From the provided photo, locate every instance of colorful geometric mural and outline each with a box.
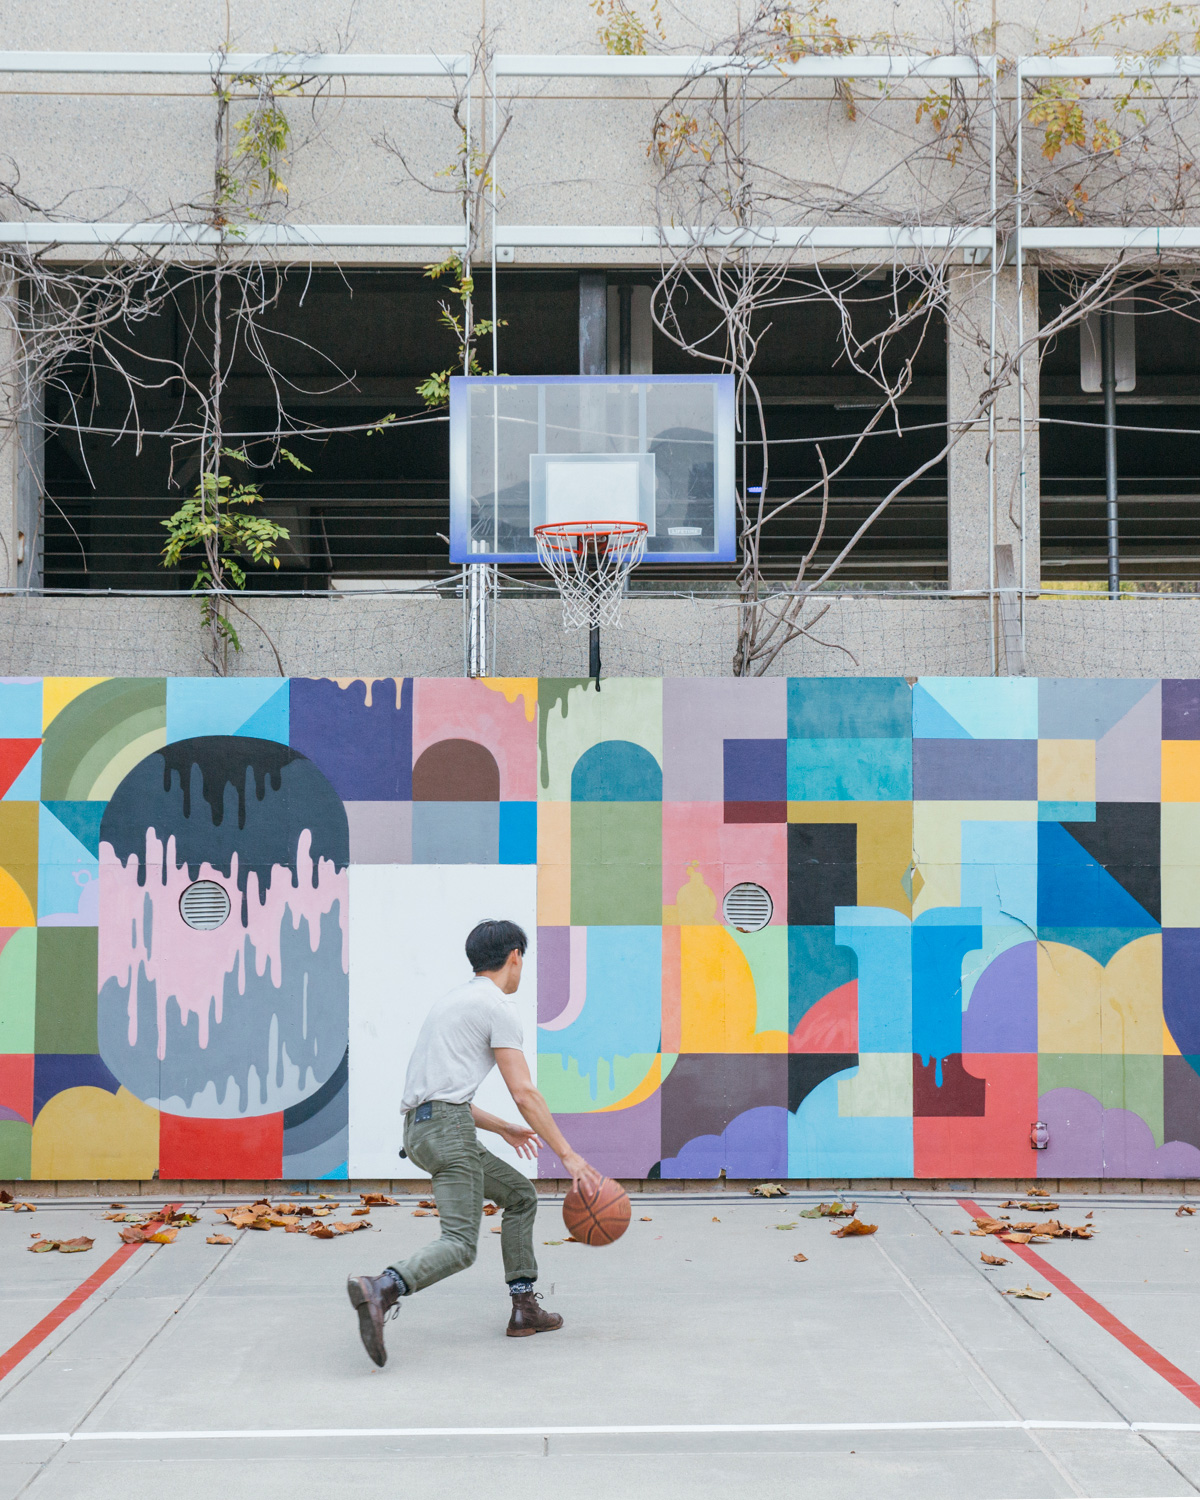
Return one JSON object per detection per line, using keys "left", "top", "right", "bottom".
{"left": 0, "top": 673, "right": 1194, "bottom": 1180}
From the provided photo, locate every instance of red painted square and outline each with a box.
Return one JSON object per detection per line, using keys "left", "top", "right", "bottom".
{"left": 159, "top": 1111, "right": 283, "bottom": 1180}
{"left": 0, "top": 1055, "right": 33, "bottom": 1123}
{"left": 913, "top": 1053, "right": 1038, "bottom": 1178}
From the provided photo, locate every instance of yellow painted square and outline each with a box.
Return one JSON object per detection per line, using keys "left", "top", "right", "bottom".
{"left": 537, "top": 801, "right": 570, "bottom": 926}
{"left": 1038, "top": 739, "right": 1095, "bottom": 802}
{"left": 1163, "top": 741, "right": 1200, "bottom": 801}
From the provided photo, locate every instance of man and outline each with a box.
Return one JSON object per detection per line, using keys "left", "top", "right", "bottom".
{"left": 347, "top": 918, "right": 602, "bottom": 1366}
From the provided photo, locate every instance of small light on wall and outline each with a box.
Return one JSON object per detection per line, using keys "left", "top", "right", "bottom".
{"left": 1030, "top": 1121, "right": 1050, "bottom": 1150}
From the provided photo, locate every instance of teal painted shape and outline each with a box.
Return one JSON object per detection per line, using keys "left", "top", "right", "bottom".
{"left": 0, "top": 681, "right": 40, "bottom": 737}
{"left": 543, "top": 926, "right": 662, "bottom": 1097}
{"left": 1038, "top": 926, "right": 1155, "bottom": 967}
{"left": 912, "top": 685, "right": 971, "bottom": 739}
{"left": 787, "top": 1072, "right": 914, "bottom": 1177}
{"left": 787, "top": 678, "right": 911, "bottom": 739}
{"left": 235, "top": 682, "right": 290, "bottom": 743}
{"left": 834, "top": 906, "right": 911, "bottom": 1053}
{"left": 166, "top": 678, "right": 290, "bottom": 744}
{"left": 788, "top": 926, "right": 857, "bottom": 1031}
{"left": 917, "top": 678, "right": 1037, "bottom": 739}
{"left": 961, "top": 819, "right": 1037, "bottom": 933}
{"left": 911, "top": 906, "right": 983, "bottom": 1069}
{"left": 41, "top": 800, "right": 104, "bottom": 857}
{"left": 37, "top": 803, "right": 98, "bottom": 922}
{"left": 1039, "top": 801, "right": 1096, "bottom": 822}
{"left": 787, "top": 738, "right": 911, "bottom": 800}
{"left": 3, "top": 746, "right": 41, "bottom": 801}
{"left": 571, "top": 740, "right": 662, "bottom": 801}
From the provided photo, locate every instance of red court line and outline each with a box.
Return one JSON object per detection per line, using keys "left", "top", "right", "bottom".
{"left": 958, "top": 1197, "right": 1200, "bottom": 1410}
{"left": 0, "top": 1242, "right": 141, "bottom": 1383}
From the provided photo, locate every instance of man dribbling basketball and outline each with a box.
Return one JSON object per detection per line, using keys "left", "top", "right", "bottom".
{"left": 347, "top": 919, "right": 602, "bottom": 1366}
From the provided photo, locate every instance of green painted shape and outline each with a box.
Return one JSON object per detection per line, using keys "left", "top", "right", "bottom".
{"left": 41, "top": 679, "right": 166, "bottom": 800}
{"left": 570, "top": 802, "right": 662, "bottom": 925}
{"left": 539, "top": 1052, "right": 658, "bottom": 1112}
{"left": 729, "top": 925, "right": 789, "bottom": 1034}
{"left": 0, "top": 929, "right": 36, "bottom": 1053}
{"left": 540, "top": 678, "right": 663, "bottom": 801}
{"left": 661, "top": 1052, "right": 678, "bottom": 1082}
{"left": 1039, "top": 1052, "right": 1164, "bottom": 1145}
{"left": 34, "top": 927, "right": 98, "bottom": 1053}
{"left": 0, "top": 1121, "right": 30, "bottom": 1179}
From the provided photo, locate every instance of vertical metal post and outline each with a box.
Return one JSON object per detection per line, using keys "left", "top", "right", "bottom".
{"left": 589, "top": 620, "right": 601, "bottom": 689}
{"left": 580, "top": 274, "right": 607, "bottom": 687}
{"left": 467, "top": 560, "right": 489, "bottom": 677}
{"left": 619, "top": 283, "right": 632, "bottom": 375}
{"left": 1101, "top": 306, "right": 1120, "bottom": 599}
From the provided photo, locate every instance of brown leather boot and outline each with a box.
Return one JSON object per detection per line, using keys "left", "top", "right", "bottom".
{"left": 506, "top": 1289, "right": 564, "bottom": 1337}
{"left": 347, "top": 1272, "right": 400, "bottom": 1366}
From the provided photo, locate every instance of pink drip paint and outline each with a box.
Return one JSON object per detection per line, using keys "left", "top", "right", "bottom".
{"left": 99, "top": 828, "right": 348, "bottom": 1061}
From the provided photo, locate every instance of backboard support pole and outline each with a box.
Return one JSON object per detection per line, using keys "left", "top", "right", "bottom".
{"left": 589, "top": 620, "right": 601, "bottom": 690}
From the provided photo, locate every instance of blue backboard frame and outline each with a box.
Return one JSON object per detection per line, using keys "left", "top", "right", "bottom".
{"left": 449, "top": 373, "right": 737, "bottom": 565}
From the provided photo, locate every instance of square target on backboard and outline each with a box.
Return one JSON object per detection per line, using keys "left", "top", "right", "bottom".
{"left": 449, "top": 374, "right": 737, "bottom": 565}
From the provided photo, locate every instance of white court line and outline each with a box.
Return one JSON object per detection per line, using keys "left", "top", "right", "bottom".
{"left": 0, "top": 1419, "right": 1196, "bottom": 1442}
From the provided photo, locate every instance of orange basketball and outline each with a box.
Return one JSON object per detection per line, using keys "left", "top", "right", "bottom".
{"left": 562, "top": 1177, "right": 631, "bottom": 1246}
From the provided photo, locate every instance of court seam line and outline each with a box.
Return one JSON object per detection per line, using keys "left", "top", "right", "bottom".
{"left": 958, "top": 1196, "right": 1200, "bottom": 1411}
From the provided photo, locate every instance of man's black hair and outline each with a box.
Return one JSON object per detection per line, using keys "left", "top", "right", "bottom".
{"left": 466, "top": 919, "right": 528, "bottom": 974}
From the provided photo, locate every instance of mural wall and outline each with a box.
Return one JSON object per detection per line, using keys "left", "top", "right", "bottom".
{"left": 0, "top": 674, "right": 1195, "bottom": 1181}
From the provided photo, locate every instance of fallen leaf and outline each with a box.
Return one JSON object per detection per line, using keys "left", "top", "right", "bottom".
{"left": 750, "top": 1183, "right": 789, "bottom": 1198}
{"left": 417, "top": 1199, "right": 436, "bottom": 1209}
{"left": 1026, "top": 1187, "right": 1050, "bottom": 1197}
{"left": 793, "top": 1252, "right": 808, "bottom": 1262}
{"left": 969, "top": 1229, "right": 990, "bottom": 1237}
{"left": 800, "top": 1201, "right": 858, "bottom": 1219}
{"left": 28, "top": 1238, "right": 58, "bottom": 1252}
{"left": 1085, "top": 1211, "right": 1094, "bottom": 1219}
{"left": 118, "top": 1225, "right": 148, "bottom": 1244}
{"left": 711, "top": 1216, "right": 721, "bottom": 1223}
{"left": 351, "top": 1208, "right": 371, "bottom": 1217}
{"left": 109, "top": 1202, "right": 125, "bottom": 1209}
{"left": 361, "top": 1194, "right": 398, "bottom": 1207}
{"left": 318, "top": 1193, "right": 337, "bottom": 1200}
{"left": 331, "top": 1221, "right": 367, "bottom": 1235}
{"left": 0, "top": 1189, "right": 11, "bottom": 1203}
{"left": 831, "top": 1219, "right": 878, "bottom": 1238}
{"left": 482, "top": 1203, "right": 500, "bottom": 1216}
{"left": 1000, "top": 1232, "right": 1033, "bottom": 1243}
{"left": 951, "top": 1229, "right": 965, "bottom": 1235}
{"left": 1005, "top": 1284, "right": 1051, "bottom": 1300}
{"left": 207, "top": 1234, "right": 233, "bottom": 1245}
{"left": 1178, "top": 1205, "right": 1196, "bottom": 1217}
{"left": 544, "top": 1239, "right": 564, "bottom": 1245}
{"left": 309, "top": 1225, "right": 335, "bottom": 1239}
{"left": 565, "top": 1236, "right": 583, "bottom": 1244}
{"left": 640, "top": 1216, "right": 653, "bottom": 1222}
{"left": 490, "top": 1226, "right": 502, "bottom": 1234}
{"left": 13, "top": 1202, "right": 35, "bottom": 1212}
{"left": 774, "top": 1223, "right": 797, "bottom": 1231}
{"left": 981, "top": 1253, "right": 1009, "bottom": 1266}
{"left": 412, "top": 1209, "right": 434, "bottom": 1217}
{"left": 148, "top": 1226, "right": 178, "bottom": 1244}
{"left": 58, "top": 1237, "right": 93, "bottom": 1253}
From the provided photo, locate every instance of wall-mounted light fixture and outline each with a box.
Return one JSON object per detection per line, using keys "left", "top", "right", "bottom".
{"left": 1030, "top": 1121, "right": 1049, "bottom": 1150}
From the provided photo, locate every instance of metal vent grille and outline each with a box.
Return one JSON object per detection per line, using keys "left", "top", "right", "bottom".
{"left": 179, "top": 880, "right": 231, "bottom": 931}
{"left": 722, "top": 882, "right": 773, "bottom": 932}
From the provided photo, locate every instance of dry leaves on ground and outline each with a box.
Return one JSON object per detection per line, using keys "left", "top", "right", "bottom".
{"left": 0, "top": 1195, "right": 36, "bottom": 1212}
{"left": 1178, "top": 1205, "right": 1196, "bottom": 1217}
{"left": 360, "top": 1194, "right": 398, "bottom": 1207}
{"left": 1026, "top": 1188, "right": 1050, "bottom": 1197}
{"left": 981, "top": 1253, "right": 1009, "bottom": 1266}
{"left": 490, "top": 1226, "right": 502, "bottom": 1234}
{"left": 750, "top": 1183, "right": 789, "bottom": 1198}
{"left": 998, "top": 1200, "right": 1060, "bottom": 1212}
{"left": 793, "top": 1252, "right": 808, "bottom": 1262}
{"left": 800, "top": 1201, "right": 857, "bottom": 1219}
{"left": 482, "top": 1203, "right": 500, "bottom": 1216}
{"left": 207, "top": 1234, "right": 233, "bottom": 1245}
{"left": 951, "top": 1229, "right": 965, "bottom": 1235}
{"left": 114, "top": 1204, "right": 198, "bottom": 1245}
{"left": 28, "top": 1236, "right": 93, "bottom": 1253}
{"left": 211, "top": 1200, "right": 370, "bottom": 1239}
{"left": 774, "top": 1223, "right": 797, "bottom": 1231}
{"left": 831, "top": 1219, "right": 878, "bottom": 1238}
{"left": 1005, "top": 1284, "right": 1052, "bottom": 1300}
{"left": 543, "top": 1239, "right": 564, "bottom": 1245}
{"left": 640, "top": 1216, "right": 653, "bottom": 1222}
{"left": 712, "top": 1216, "right": 721, "bottom": 1223}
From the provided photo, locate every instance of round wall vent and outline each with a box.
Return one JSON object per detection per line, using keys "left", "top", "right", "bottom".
{"left": 722, "top": 882, "right": 773, "bottom": 932}
{"left": 179, "top": 880, "right": 231, "bottom": 931}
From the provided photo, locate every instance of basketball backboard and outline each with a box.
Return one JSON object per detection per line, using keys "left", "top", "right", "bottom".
{"left": 449, "top": 374, "right": 737, "bottom": 565}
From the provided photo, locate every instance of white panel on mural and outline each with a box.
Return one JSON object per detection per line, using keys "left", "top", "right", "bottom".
{"left": 348, "top": 865, "right": 538, "bottom": 1179}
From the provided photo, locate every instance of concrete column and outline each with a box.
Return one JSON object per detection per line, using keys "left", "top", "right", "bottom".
{"left": 0, "top": 285, "right": 43, "bottom": 592}
{"left": 946, "top": 263, "right": 1040, "bottom": 612}
{"left": 579, "top": 271, "right": 607, "bottom": 375}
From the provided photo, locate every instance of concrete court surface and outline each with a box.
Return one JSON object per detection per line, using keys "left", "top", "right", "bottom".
{"left": 2, "top": 1193, "right": 1200, "bottom": 1498}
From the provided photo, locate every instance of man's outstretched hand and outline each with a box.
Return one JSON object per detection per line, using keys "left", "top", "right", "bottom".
{"left": 498, "top": 1122, "right": 541, "bottom": 1160}
{"left": 560, "top": 1150, "right": 603, "bottom": 1195}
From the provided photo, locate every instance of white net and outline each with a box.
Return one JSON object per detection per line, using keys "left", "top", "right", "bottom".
{"left": 534, "top": 522, "right": 648, "bottom": 631}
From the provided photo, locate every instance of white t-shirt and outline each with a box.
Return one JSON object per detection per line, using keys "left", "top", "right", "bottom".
{"left": 399, "top": 974, "right": 525, "bottom": 1112}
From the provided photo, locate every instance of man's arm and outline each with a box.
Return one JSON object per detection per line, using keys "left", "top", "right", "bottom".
{"left": 493, "top": 1047, "right": 603, "bottom": 1193}
{"left": 469, "top": 1102, "right": 539, "bottom": 1161}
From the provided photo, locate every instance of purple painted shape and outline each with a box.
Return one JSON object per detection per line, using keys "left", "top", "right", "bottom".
{"left": 1039, "top": 1087, "right": 1200, "bottom": 1179}
{"left": 289, "top": 678, "right": 412, "bottom": 800}
{"left": 660, "top": 1105, "right": 789, "bottom": 1180}
{"left": 1096, "top": 682, "right": 1161, "bottom": 801}
{"left": 912, "top": 740, "right": 1038, "bottom": 800}
{"left": 537, "top": 926, "right": 570, "bottom": 1025}
{"left": 662, "top": 679, "right": 787, "bottom": 801}
{"left": 537, "top": 1090, "right": 661, "bottom": 1179}
{"left": 1163, "top": 679, "right": 1200, "bottom": 740}
{"left": 0, "top": 1105, "right": 25, "bottom": 1124}
{"left": 724, "top": 739, "right": 787, "bottom": 803}
{"left": 1164, "top": 928, "right": 1200, "bottom": 1056}
{"left": 962, "top": 942, "right": 1037, "bottom": 1053}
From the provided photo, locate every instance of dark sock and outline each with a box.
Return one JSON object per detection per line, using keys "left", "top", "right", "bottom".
{"left": 508, "top": 1278, "right": 534, "bottom": 1295}
{"left": 382, "top": 1268, "right": 408, "bottom": 1294}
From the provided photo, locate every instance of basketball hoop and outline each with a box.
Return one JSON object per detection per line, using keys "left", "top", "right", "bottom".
{"left": 534, "top": 520, "right": 648, "bottom": 632}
